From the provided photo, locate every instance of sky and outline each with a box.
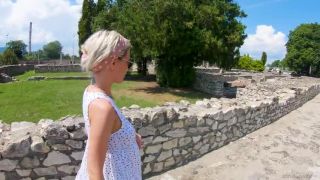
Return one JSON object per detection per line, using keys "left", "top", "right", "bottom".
{"left": 0, "top": 0, "right": 319, "bottom": 64}
{"left": 235, "top": 0, "right": 319, "bottom": 63}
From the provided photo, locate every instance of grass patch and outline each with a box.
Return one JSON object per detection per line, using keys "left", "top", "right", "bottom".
{"left": 15, "top": 70, "right": 90, "bottom": 81}
{"left": 1, "top": 71, "right": 211, "bottom": 123}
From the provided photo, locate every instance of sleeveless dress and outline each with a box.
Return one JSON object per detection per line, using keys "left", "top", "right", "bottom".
{"left": 75, "top": 88, "right": 142, "bottom": 180}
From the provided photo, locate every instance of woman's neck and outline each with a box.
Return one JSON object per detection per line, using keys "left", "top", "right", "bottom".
{"left": 91, "top": 77, "right": 113, "bottom": 97}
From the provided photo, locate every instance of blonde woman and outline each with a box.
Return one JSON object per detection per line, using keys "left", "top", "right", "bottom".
{"left": 75, "top": 30, "right": 142, "bottom": 180}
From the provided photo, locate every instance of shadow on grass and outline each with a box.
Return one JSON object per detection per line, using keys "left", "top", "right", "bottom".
{"left": 132, "top": 83, "right": 212, "bottom": 101}
{"left": 124, "top": 73, "right": 156, "bottom": 82}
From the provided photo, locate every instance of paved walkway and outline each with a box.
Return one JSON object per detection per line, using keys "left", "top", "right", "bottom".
{"left": 148, "top": 94, "right": 320, "bottom": 180}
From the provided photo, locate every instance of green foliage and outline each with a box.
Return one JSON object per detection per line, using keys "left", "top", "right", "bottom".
{"left": 114, "top": 0, "right": 157, "bottom": 76}
{"left": 251, "top": 60, "right": 265, "bottom": 72}
{"left": 43, "top": 41, "right": 63, "bottom": 59}
{"left": 154, "top": 0, "right": 246, "bottom": 87}
{"left": 285, "top": 23, "right": 320, "bottom": 76}
{"left": 78, "top": 0, "right": 95, "bottom": 49}
{"left": 63, "top": 54, "right": 71, "bottom": 60}
{"left": 270, "top": 60, "right": 281, "bottom": 68}
{"left": 6, "top": 40, "right": 27, "bottom": 59}
{"left": 96, "top": 0, "right": 112, "bottom": 13}
{"left": 1, "top": 49, "right": 18, "bottom": 65}
{"left": 0, "top": 53, "right": 3, "bottom": 65}
{"left": 237, "top": 54, "right": 264, "bottom": 72}
{"left": 79, "top": 0, "right": 247, "bottom": 87}
{"left": 261, "top": 51, "right": 267, "bottom": 66}
{"left": 24, "top": 54, "right": 35, "bottom": 61}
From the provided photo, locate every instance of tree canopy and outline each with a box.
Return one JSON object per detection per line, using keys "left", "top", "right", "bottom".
{"left": 285, "top": 23, "right": 320, "bottom": 76}
{"left": 1, "top": 49, "right": 18, "bottom": 65}
{"left": 270, "top": 60, "right": 281, "bottom": 68}
{"left": 6, "top": 40, "right": 27, "bottom": 59}
{"left": 236, "top": 54, "right": 264, "bottom": 72}
{"left": 78, "top": 0, "right": 95, "bottom": 49}
{"left": 43, "top": 41, "right": 63, "bottom": 59}
{"left": 78, "top": 0, "right": 247, "bottom": 87}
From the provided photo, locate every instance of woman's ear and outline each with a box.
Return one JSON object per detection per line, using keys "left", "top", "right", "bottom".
{"left": 109, "top": 57, "right": 117, "bottom": 71}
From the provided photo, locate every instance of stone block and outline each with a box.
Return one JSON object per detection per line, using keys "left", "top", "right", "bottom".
{"left": 0, "top": 159, "right": 18, "bottom": 171}
{"left": 43, "top": 151, "right": 71, "bottom": 166}
{"left": 165, "top": 129, "right": 187, "bottom": 138}
{"left": 20, "top": 156, "right": 40, "bottom": 168}
{"left": 163, "top": 139, "right": 178, "bottom": 150}
{"left": 33, "top": 166, "right": 58, "bottom": 176}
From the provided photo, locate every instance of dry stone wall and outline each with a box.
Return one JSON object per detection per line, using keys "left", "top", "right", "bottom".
{"left": 35, "top": 64, "right": 82, "bottom": 73}
{"left": 0, "top": 65, "right": 34, "bottom": 77}
{"left": 0, "top": 78, "right": 320, "bottom": 179}
{"left": 193, "top": 72, "right": 238, "bottom": 97}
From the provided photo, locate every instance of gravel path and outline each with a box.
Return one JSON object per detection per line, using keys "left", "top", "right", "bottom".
{"left": 148, "top": 93, "right": 320, "bottom": 180}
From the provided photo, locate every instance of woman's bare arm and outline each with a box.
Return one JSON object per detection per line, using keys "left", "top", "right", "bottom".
{"left": 87, "top": 99, "right": 116, "bottom": 180}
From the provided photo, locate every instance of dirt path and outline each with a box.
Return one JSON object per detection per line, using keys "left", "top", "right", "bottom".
{"left": 147, "top": 94, "right": 320, "bottom": 180}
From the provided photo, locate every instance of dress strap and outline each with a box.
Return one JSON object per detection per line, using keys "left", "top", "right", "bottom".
{"left": 85, "top": 90, "right": 124, "bottom": 123}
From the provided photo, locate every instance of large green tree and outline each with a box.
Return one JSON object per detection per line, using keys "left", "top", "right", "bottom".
{"left": 6, "top": 40, "right": 27, "bottom": 59}
{"left": 78, "top": 0, "right": 95, "bottom": 49}
{"left": 81, "top": 0, "right": 247, "bottom": 87}
{"left": 285, "top": 23, "right": 320, "bottom": 76}
{"left": 43, "top": 41, "right": 63, "bottom": 59}
{"left": 153, "top": 0, "right": 246, "bottom": 87}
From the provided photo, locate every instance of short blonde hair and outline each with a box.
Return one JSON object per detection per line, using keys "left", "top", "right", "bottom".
{"left": 80, "top": 30, "right": 131, "bottom": 72}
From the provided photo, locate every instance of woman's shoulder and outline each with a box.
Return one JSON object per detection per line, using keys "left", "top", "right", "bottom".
{"left": 88, "top": 98, "right": 117, "bottom": 125}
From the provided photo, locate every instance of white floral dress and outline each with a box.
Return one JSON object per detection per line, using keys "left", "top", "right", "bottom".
{"left": 75, "top": 89, "right": 142, "bottom": 180}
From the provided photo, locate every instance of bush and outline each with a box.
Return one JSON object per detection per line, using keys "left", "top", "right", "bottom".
{"left": 237, "top": 54, "right": 265, "bottom": 72}
{"left": 1, "top": 49, "right": 18, "bottom": 65}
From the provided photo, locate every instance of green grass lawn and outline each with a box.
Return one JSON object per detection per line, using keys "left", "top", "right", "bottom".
{"left": 0, "top": 71, "right": 211, "bottom": 123}
{"left": 15, "top": 71, "right": 91, "bottom": 81}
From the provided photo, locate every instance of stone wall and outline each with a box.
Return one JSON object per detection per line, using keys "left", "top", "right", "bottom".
{"left": 0, "top": 64, "right": 34, "bottom": 76}
{"left": 35, "top": 64, "right": 82, "bottom": 73}
{"left": 193, "top": 71, "right": 286, "bottom": 97}
{"left": 193, "top": 72, "right": 238, "bottom": 97}
{"left": 195, "top": 67, "right": 221, "bottom": 74}
{"left": 1, "top": 79, "right": 320, "bottom": 179}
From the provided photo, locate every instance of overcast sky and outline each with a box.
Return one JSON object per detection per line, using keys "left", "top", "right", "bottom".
{"left": 1, "top": 0, "right": 319, "bottom": 63}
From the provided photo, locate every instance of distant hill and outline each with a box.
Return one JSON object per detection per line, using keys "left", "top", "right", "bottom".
{"left": 0, "top": 47, "right": 5, "bottom": 53}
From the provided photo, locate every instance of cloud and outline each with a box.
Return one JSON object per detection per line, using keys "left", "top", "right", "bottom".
{"left": 240, "top": 25, "right": 287, "bottom": 63}
{"left": 0, "top": 0, "right": 82, "bottom": 55}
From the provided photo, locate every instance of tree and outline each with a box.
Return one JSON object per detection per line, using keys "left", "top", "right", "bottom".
{"left": 63, "top": 54, "right": 71, "bottom": 60}
{"left": 153, "top": 0, "right": 246, "bottom": 87}
{"left": 6, "top": 40, "right": 27, "bottom": 59}
{"left": 0, "top": 53, "right": 3, "bottom": 65}
{"left": 237, "top": 54, "right": 253, "bottom": 70}
{"left": 96, "top": 0, "right": 112, "bottom": 13}
{"left": 78, "top": 0, "right": 95, "bottom": 50}
{"left": 261, "top": 51, "right": 267, "bottom": 66}
{"left": 115, "top": 0, "right": 157, "bottom": 76}
{"left": 236, "top": 54, "right": 264, "bottom": 72}
{"left": 43, "top": 41, "right": 63, "bottom": 59}
{"left": 285, "top": 23, "right": 320, "bottom": 76}
{"left": 84, "top": 0, "right": 247, "bottom": 87}
{"left": 1, "top": 49, "right": 18, "bottom": 65}
{"left": 270, "top": 60, "right": 281, "bottom": 68}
